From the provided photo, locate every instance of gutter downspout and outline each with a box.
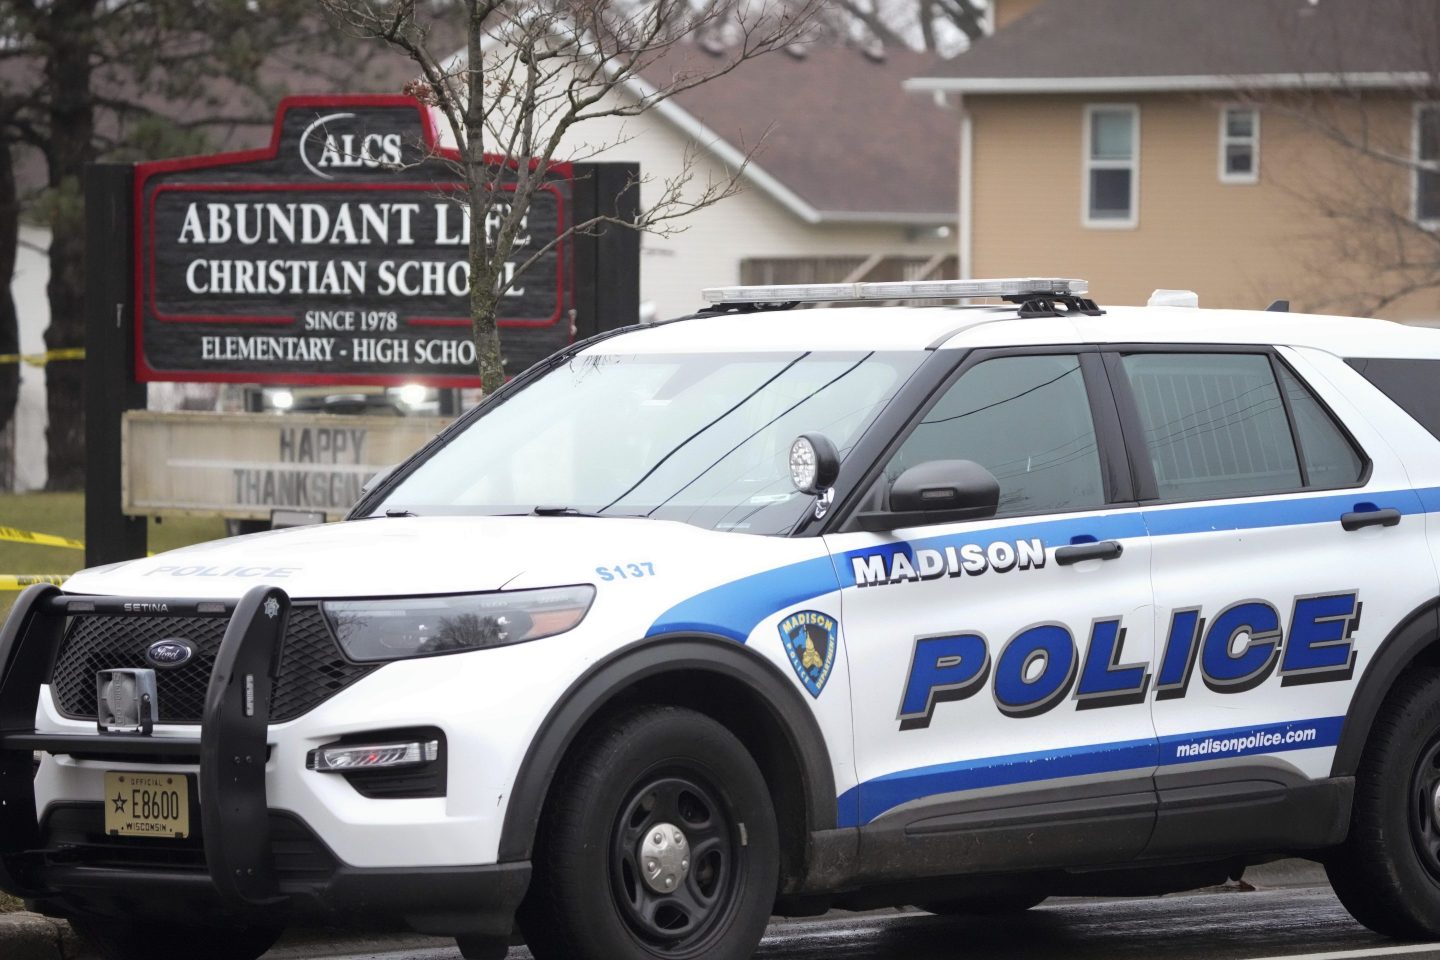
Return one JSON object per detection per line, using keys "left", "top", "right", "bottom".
{"left": 958, "top": 96, "right": 973, "bottom": 280}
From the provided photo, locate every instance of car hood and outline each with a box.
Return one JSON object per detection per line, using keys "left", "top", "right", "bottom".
{"left": 63, "top": 515, "right": 744, "bottom": 600}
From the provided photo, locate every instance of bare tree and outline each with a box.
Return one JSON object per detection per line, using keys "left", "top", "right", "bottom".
{"left": 803, "top": 0, "right": 986, "bottom": 55}
{"left": 1, "top": 0, "right": 367, "bottom": 489}
{"left": 1248, "top": 86, "right": 1440, "bottom": 316}
{"left": 318, "top": 0, "right": 818, "bottom": 392}
{"left": 1219, "top": 3, "right": 1440, "bottom": 316}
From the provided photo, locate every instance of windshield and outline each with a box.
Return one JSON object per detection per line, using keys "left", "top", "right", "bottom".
{"left": 378, "top": 350, "right": 922, "bottom": 535}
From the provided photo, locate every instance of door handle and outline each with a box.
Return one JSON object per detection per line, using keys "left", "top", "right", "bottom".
{"left": 1341, "top": 508, "right": 1401, "bottom": 531}
{"left": 1055, "top": 540, "right": 1124, "bottom": 566}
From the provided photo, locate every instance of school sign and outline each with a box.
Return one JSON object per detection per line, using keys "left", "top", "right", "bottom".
{"left": 133, "top": 95, "right": 572, "bottom": 385}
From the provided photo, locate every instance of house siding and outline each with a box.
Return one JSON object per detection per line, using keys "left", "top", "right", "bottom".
{"left": 965, "top": 93, "right": 1440, "bottom": 321}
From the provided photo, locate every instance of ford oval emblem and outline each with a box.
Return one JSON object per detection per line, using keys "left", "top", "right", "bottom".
{"left": 145, "top": 638, "right": 195, "bottom": 669}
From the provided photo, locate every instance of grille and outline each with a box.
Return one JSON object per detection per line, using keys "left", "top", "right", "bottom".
{"left": 49, "top": 606, "right": 377, "bottom": 724}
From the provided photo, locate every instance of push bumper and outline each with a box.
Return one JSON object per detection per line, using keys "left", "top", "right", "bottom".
{"left": 0, "top": 584, "right": 530, "bottom": 937}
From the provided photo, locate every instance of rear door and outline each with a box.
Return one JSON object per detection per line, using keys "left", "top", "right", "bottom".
{"left": 1105, "top": 346, "right": 1436, "bottom": 858}
{"left": 827, "top": 347, "right": 1161, "bottom": 878}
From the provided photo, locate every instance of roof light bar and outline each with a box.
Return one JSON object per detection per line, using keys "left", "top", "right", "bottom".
{"left": 701, "top": 277, "right": 1088, "bottom": 306}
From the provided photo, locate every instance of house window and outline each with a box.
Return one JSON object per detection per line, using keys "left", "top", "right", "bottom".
{"left": 1220, "top": 107, "right": 1260, "bottom": 183}
{"left": 1084, "top": 105, "right": 1139, "bottom": 227}
{"left": 1415, "top": 103, "right": 1440, "bottom": 227}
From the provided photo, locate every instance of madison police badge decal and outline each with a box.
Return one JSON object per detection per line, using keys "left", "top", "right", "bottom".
{"left": 779, "top": 610, "right": 838, "bottom": 699}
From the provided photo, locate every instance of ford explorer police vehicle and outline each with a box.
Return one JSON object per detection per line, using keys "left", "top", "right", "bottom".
{"left": 7, "top": 278, "right": 1440, "bottom": 960}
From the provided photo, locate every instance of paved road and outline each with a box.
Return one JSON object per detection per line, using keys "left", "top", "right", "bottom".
{"left": 269, "top": 878, "right": 1440, "bottom": 960}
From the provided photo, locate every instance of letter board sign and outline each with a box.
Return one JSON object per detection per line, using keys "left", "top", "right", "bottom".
{"left": 133, "top": 95, "right": 572, "bottom": 385}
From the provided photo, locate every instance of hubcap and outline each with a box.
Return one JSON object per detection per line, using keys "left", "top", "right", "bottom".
{"left": 609, "top": 774, "right": 740, "bottom": 955}
{"left": 1410, "top": 738, "right": 1440, "bottom": 881}
{"left": 639, "top": 822, "right": 691, "bottom": 893}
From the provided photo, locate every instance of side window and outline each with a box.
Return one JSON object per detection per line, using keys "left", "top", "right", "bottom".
{"left": 1219, "top": 106, "right": 1260, "bottom": 183}
{"left": 886, "top": 354, "right": 1105, "bottom": 517}
{"left": 1348, "top": 357, "right": 1440, "bottom": 441}
{"left": 1120, "top": 353, "right": 1301, "bottom": 500}
{"left": 1084, "top": 104, "right": 1139, "bottom": 227}
{"left": 1277, "top": 365, "right": 1365, "bottom": 488}
{"left": 1416, "top": 104, "right": 1440, "bottom": 227}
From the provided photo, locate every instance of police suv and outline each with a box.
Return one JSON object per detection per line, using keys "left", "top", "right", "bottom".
{"left": 6, "top": 278, "right": 1440, "bottom": 960}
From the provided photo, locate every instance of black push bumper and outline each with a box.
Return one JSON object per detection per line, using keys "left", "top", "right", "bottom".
{"left": 0, "top": 583, "right": 530, "bottom": 937}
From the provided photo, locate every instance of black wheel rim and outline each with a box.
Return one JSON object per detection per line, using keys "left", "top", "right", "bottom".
{"left": 609, "top": 769, "right": 741, "bottom": 956}
{"left": 1411, "top": 736, "right": 1440, "bottom": 882}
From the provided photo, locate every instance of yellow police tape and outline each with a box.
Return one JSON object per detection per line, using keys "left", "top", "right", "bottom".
{"left": 0, "top": 526, "right": 85, "bottom": 550}
{"left": 0, "top": 347, "right": 85, "bottom": 367}
{"left": 0, "top": 574, "right": 69, "bottom": 590}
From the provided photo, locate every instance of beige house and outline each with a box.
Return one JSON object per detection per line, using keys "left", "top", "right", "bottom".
{"left": 909, "top": 0, "right": 1440, "bottom": 320}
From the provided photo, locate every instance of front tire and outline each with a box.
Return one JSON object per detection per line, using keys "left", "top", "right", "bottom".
{"left": 70, "top": 915, "right": 284, "bottom": 960}
{"left": 519, "top": 705, "right": 779, "bottom": 960}
{"left": 1328, "top": 666, "right": 1440, "bottom": 937}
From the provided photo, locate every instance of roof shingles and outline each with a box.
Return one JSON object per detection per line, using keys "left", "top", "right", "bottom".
{"left": 654, "top": 46, "right": 958, "bottom": 219}
{"left": 912, "top": 0, "right": 1440, "bottom": 87}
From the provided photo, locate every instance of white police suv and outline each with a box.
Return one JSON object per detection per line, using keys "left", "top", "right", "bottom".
{"left": 6, "top": 278, "right": 1440, "bottom": 960}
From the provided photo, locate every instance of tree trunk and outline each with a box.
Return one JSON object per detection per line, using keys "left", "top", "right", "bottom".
{"left": 0, "top": 139, "right": 20, "bottom": 438}
{"left": 42, "top": 0, "right": 97, "bottom": 490}
{"left": 465, "top": 0, "right": 505, "bottom": 393}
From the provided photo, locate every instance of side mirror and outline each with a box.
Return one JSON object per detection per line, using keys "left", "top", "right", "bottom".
{"left": 856, "top": 460, "right": 1000, "bottom": 532}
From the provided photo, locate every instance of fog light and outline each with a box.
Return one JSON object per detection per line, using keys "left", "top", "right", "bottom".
{"left": 311, "top": 740, "right": 439, "bottom": 772}
{"left": 96, "top": 669, "right": 158, "bottom": 735}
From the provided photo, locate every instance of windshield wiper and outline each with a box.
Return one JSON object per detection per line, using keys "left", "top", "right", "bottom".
{"left": 383, "top": 508, "right": 419, "bottom": 518}
{"left": 530, "top": 505, "right": 606, "bottom": 518}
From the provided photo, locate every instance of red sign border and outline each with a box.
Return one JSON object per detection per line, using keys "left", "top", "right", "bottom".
{"left": 132, "top": 94, "right": 575, "bottom": 387}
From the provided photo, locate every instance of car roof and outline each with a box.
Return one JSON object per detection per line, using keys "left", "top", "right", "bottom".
{"left": 582, "top": 303, "right": 1440, "bottom": 360}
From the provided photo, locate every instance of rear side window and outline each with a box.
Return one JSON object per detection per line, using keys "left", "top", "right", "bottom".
{"left": 1120, "top": 353, "right": 1300, "bottom": 500}
{"left": 1277, "top": 366, "right": 1365, "bottom": 487}
{"left": 1347, "top": 358, "right": 1440, "bottom": 441}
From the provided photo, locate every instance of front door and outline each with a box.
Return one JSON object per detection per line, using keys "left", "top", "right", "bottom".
{"left": 827, "top": 349, "right": 1160, "bottom": 879}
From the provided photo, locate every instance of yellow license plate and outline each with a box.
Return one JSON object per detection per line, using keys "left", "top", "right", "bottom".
{"left": 103, "top": 771, "right": 190, "bottom": 838}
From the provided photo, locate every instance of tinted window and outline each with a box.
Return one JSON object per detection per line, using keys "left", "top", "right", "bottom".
{"left": 1121, "top": 353, "right": 1300, "bottom": 500}
{"left": 887, "top": 354, "right": 1104, "bottom": 517}
{"left": 1348, "top": 358, "right": 1440, "bottom": 441}
{"left": 1278, "top": 366, "right": 1365, "bottom": 487}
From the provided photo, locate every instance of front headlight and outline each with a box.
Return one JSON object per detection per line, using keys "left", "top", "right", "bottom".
{"left": 322, "top": 585, "right": 596, "bottom": 662}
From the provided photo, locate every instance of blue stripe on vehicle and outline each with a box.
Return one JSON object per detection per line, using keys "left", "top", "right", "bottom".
{"left": 834, "top": 511, "right": 1149, "bottom": 588}
{"left": 836, "top": 716, "right": 1345, "bottom": 828}
{"left": 1411, "top": 486, "right": 1440, "bottom": 514}
{"left": 838, "top": 736, "right": 1157, "bottom": 828}
{"left": 1143, "top": 488, "right": 1427, "bottom": 537}
{"left": 645, "top": 556, "right": 839, "bottom": 643}
{"left": 647, "top": 487, "right": 1434, "bottom": 644}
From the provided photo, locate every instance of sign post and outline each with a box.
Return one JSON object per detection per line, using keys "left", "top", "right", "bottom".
{"left": 83, "top": 95, "right": 640, "bottom": 564}
{"left": 84, "top": 163, "right": 148, "bottom": 567}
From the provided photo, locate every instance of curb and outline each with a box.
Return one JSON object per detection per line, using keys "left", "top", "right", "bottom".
{"left": 0, "top": 912, "right": 449, "bottom": 960}
{"left": 0, "top": 913, "right": 95, "bottom": 960}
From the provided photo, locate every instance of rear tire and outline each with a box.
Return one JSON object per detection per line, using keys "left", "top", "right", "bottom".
{"left": 70, "top": 915, "right": 284, "bottom": 960}
{"left": 1327, "top": 667, "right": 1440, "bottom": 937}
{"left": 519, "top": 705, "right": 779, "bottom": 960}
{"left": 919, "top": 892, "right": 1047, "bottom": 916}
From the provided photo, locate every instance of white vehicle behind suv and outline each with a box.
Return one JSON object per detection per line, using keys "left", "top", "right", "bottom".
{"left": 5, "top": 279, "right": 1440, "bottom": 960}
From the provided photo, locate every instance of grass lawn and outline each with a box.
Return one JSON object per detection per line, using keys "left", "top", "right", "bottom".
{"left": 0, "top": 492, "right": 228, "bottom": 618}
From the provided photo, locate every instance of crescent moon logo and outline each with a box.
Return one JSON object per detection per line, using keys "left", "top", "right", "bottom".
{"left": 299, "top": 112, "right": 356, "bottom": 180}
